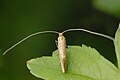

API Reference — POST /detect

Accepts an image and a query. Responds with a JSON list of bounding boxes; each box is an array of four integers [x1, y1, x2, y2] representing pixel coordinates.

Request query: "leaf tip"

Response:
[[118, 23, 120, 30]]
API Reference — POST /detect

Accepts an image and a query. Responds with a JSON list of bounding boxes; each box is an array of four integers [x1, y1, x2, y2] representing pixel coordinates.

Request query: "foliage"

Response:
[[92, 0, 120, 17], [27, 24, 120, 80], [115, 24, 120, 69]]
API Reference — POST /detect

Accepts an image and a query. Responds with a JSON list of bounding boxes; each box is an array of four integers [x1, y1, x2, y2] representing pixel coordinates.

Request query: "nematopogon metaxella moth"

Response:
[[3, 28, 114, 73]]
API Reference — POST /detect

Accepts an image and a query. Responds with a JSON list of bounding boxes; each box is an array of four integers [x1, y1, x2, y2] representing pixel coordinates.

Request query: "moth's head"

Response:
[[58, 33, 63, 37], [58, 33, 65, 41]]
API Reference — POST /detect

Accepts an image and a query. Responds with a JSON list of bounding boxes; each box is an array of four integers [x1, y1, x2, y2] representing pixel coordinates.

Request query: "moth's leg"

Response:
[[55, 40, 58, 48]]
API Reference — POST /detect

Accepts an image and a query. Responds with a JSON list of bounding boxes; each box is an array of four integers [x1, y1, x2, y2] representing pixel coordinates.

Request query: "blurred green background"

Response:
[[0, 0, 120, 80]]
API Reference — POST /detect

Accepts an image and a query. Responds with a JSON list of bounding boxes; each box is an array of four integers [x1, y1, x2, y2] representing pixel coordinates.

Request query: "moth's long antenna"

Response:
[[3, 31, 59, 55], [62, 28, 114, 41]]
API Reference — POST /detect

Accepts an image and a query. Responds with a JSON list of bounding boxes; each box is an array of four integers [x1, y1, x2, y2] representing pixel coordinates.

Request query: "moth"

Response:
[[3, 28, 114, 73]]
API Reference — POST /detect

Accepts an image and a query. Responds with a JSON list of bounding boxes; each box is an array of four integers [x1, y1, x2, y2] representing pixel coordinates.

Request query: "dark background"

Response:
[[0, 0, 120, 80]]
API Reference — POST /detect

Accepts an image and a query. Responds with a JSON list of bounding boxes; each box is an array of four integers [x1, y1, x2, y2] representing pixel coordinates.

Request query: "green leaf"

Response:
[[92, 0, 120, 17], [27, 45, 120, 80], [115, 23, 120, 69]]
